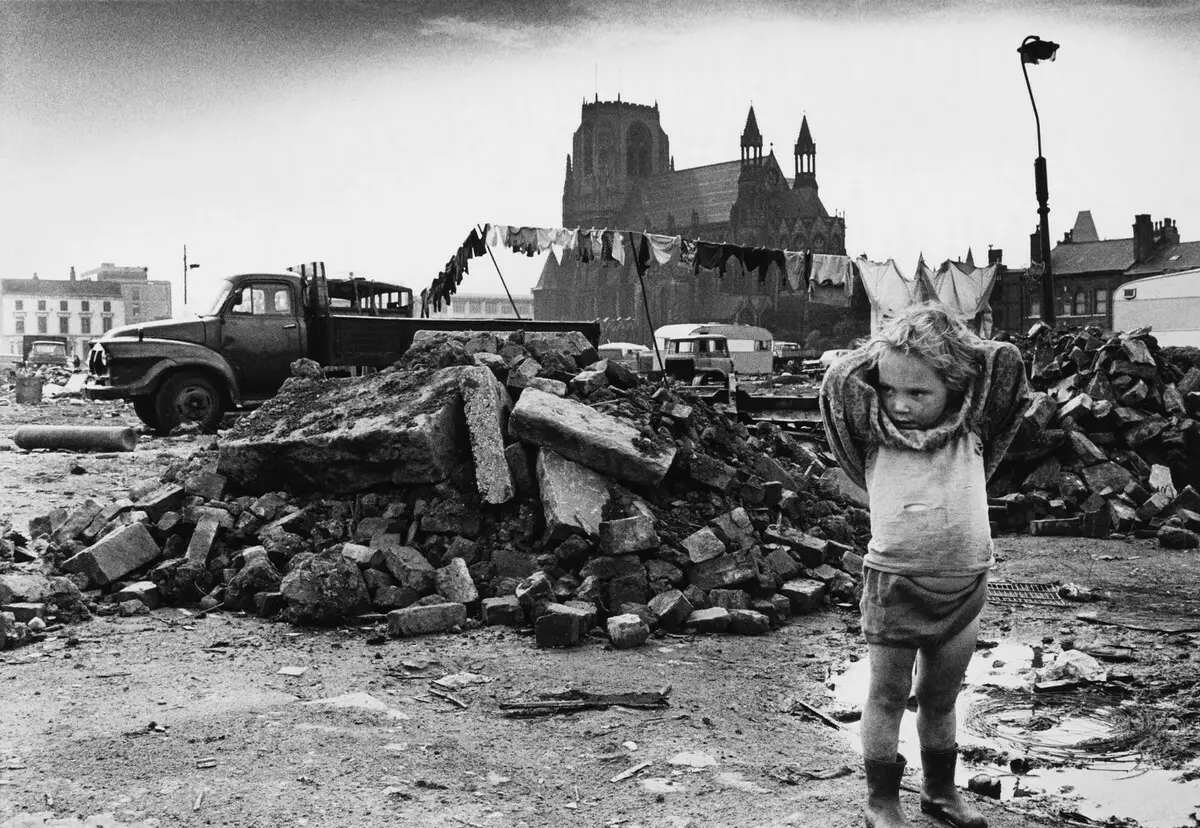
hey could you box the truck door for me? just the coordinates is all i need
[220,279,303,398]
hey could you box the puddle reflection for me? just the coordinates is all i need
[827,641,1200,828]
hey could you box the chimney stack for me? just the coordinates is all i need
[1132,214,1155,264]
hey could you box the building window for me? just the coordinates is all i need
[81,316,92,334]
[37,300,46,311]
[131,304,141,317]
[1095,289,1109,316]
[103,301,112,312]
[81,300,90,312]
[131,287,141,300]
[60,300,69,311]
[1030,296,1041,318]
[37,316,48,333]
[59,315,70,334]
[15,319,24,334]
[1073,290,1087,316]
[14,300,23,311]
[102,316,113,333]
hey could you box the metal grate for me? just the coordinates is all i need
[988,580,1070,607]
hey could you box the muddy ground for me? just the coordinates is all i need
[2,395,1199,828]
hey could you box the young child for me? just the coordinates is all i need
[820,303,1029,828]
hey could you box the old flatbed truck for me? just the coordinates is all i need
[85,268,599,433]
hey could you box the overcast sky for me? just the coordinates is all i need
[2,0,1198,314]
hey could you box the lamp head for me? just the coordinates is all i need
[1019,36,1060,65]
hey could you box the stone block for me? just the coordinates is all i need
[111,581,161,610]
[564,599,598,630]
[421,498,481,538]
[709,507,757,550]
[686,606,730,633]
[763,546,801,582]
[80,499,135,544]
[681,527,726,563]
[728,609,770,635]
[1029,517,1084,536]
[381,546,436,594]
[435,557,479,604]
[607,573,649,607]
[1067,431,1107,464]
[536,448,610,539]
[52,500,104,545]
[510,388,675,487]
[62,523,161,588]
[706,588,750,611]
[460,366,515,505]
[750,597,783,627]
[599,514,660,555]
[491,547,541,579]
[372,585,422,611]
[1158,525,1200,549]
[185,514,221,566]
[1080,461,1135,495]
[534,603,589,648]
[689,454,736,492]
[340,542,382,569]
[646,558,684,587]
[0,573,52,605]
[504,442,535,497]
[481,595,524,626]
[607,613,651,649]
[762,525,826,568]
[689,549,758,591]
[219,366,472,495]
[515,571,555,615]
[1,602,46,623]
[570,369,609,396]
[779,578,825,615]
[387,602,468,637]
[184,470,227,502]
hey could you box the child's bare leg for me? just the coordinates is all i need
[862,643,917,760]
[861,644,917,828]
[914,616,986,828]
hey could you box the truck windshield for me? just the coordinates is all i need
[207,281,235,316]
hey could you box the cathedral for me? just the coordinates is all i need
[532,97,850,344]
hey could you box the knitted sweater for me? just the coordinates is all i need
[818,340,1030,494]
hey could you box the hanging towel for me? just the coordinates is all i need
[694,241,725,276]
[484,224,508,248]
[857,258,932,334]
[783,251,807,291]
[610,230,626,265]
[809,253,854,306]
[647,233,681,266]
[630,232,653,277]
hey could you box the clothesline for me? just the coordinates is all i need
[418,223,856,318]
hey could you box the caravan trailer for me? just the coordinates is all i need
[1113,268,1200,347]
[650,323,774,375]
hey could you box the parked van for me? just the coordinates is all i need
[597,341,650,364]
[649,323,774,376]
[1113,268,1200,347]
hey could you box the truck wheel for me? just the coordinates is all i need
[132,397,161,431]
[155,371,223,433]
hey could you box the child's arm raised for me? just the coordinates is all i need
[974,340,1031,481]
[819,348,876,491]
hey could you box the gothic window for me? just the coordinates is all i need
[626,122,653,178]
[813,235,826,252]
[581,125,594,175]
[596,123,616,178]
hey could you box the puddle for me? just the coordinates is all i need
[828,642,1200,828]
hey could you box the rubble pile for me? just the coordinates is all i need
[992,325,1200,548]
[0,331,870,650]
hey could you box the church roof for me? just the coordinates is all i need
[621,160,744,229]
[796,115,814,149]
[1050,238,1134,275]
[742,106,761,144]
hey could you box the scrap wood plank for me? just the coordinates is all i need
[500,689,670,717]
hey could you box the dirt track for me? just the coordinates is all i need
[2,395,1199,828]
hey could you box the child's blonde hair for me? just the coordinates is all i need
[865,302,982,392]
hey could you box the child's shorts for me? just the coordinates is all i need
[860,567,988,649]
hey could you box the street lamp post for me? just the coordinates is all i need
[182,244,200,306]
[1019,34,1060,326]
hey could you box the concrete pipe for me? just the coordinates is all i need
[13,425,138,453]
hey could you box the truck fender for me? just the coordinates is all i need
[117,339,244,405]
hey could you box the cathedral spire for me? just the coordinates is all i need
[741,104,763,167]
[794,115,816,189]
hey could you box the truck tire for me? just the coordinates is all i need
[155,371,223,433]
[132,397,161,431]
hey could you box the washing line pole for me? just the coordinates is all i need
[478,225,524,321]
[633,248,667,388]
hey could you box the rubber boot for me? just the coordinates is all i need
[863,754,911,828]
[919,745,987,828]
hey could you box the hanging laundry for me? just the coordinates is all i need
[743,247,775,283]
[466,228,487,258]
[610,230,626,265]
[646,233,681,266]
[507,226,538,256]
[630,232,653,277]
[550,227,578,264]
[485,224,508,248]
[923,260,1001,337]
[577,229,595,263]
[693,241,726,276]
[535,227,557,254]
[589,228,605,261]
[679,239,697,267]
[783,251,808,292]
[808,253,855,306]
[857,258,933,334]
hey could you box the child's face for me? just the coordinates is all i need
[876,349,950,429]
